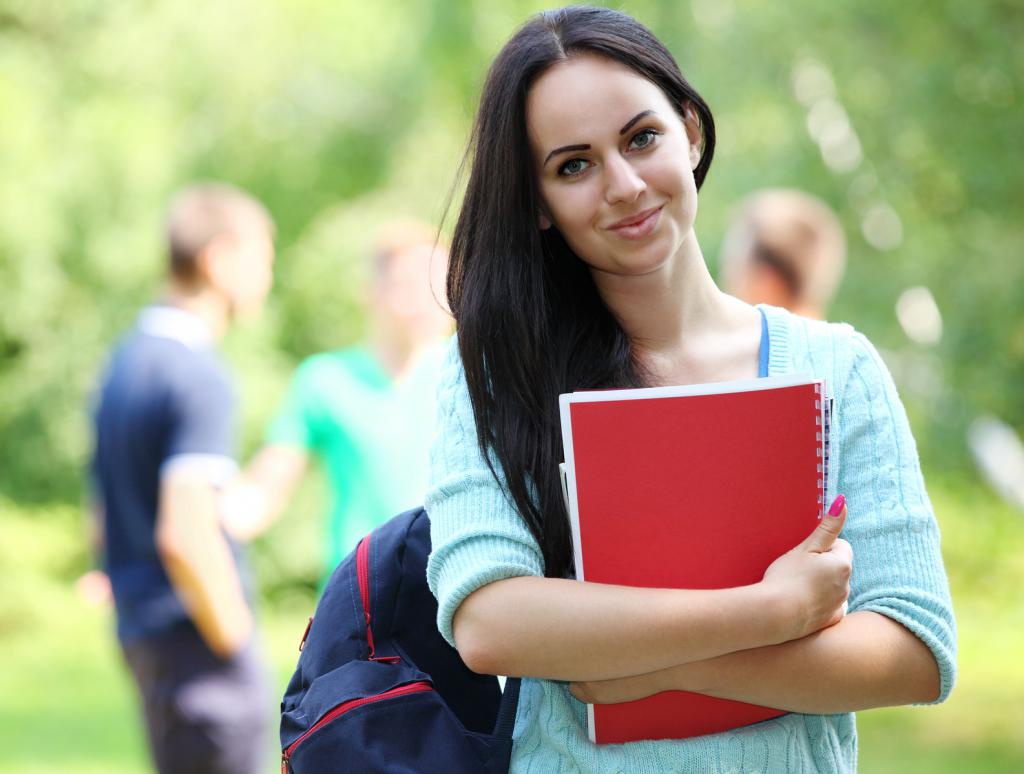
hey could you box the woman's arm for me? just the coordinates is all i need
[457,577,774,681]
[570,609,939,712]
[429,341,851,683]
[570,329,958,709]
[453,504,852,681]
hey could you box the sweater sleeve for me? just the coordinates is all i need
[838,331,957,703]
[425,341,545,648]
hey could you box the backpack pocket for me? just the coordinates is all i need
[282,660,510,774]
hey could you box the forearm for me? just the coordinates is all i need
[158,477,253,657]
[222,445,307,541]
[687,611,939,711]
[577,611,940,713]
[454,575,785,682]
[161,546,253,657]
[454,500,852,683]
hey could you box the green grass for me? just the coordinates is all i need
[0,499,315,774]
[1,474,1022,772]
[0,577,311,774]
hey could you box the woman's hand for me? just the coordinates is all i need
[761,495,852,644]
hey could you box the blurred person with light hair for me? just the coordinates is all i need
[719,188,846,319]
[90,182,275,774]
[222,220,452,580]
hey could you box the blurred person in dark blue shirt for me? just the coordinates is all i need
[91,182,275,774]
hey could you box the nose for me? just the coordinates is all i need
[603,154,646,205]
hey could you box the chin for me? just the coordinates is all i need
[605,235,679,275]
[617,257,672,277]
[587,253,667,279]
[233,301,264,320]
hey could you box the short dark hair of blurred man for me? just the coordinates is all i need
[220,220,452,580]
[90,182,275,774]
[719,188,847,320]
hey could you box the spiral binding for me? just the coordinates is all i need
[813,384,831,517]
[823,395,833,512]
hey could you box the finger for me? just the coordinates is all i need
[799,495,847,553]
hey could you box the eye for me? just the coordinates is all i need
[628,128,660,151]
[557,158,591,178]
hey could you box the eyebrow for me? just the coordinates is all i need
[543,143,591,167]
[541,110,659,168]
[619,110,656,135]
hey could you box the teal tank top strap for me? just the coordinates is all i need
[758,307,770,378]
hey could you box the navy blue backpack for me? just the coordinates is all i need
[280,507,521,773]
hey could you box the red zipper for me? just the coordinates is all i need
[356,535,399,664]
[357,536,375,657]
[298,616,313,652]
[281,681,433,771]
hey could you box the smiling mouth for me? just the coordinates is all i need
[606,205,664,239]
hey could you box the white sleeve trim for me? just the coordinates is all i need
[160,453,238,487]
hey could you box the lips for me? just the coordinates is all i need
[606,205,664,240]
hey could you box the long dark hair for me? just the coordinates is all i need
[446,5,716,579]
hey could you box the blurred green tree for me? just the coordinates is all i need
[0,0,1020,507]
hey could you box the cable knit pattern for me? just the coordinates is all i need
[425,304,956,773]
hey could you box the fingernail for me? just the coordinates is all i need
[828,494,846,517]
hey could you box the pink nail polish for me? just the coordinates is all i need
[828,494,846,517]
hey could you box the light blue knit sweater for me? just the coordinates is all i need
[425,304,956,773]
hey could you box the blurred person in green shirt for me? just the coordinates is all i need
[223,222,451,577]
[719,188,846,320]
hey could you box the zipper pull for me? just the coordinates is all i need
[281,752,290,773]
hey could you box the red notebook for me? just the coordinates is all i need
[559,375,830,744]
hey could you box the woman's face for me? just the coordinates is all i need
[526,54,703,279]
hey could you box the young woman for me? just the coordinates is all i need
[426,6,955,771]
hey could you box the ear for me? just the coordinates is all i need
[681,102,703,170]
[196,235,234,292]
[194,242,217,285]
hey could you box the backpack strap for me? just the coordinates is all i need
[492,677,521,739]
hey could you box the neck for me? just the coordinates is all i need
[790,302,823,320]
[369,320,435,380]
[590,230,761,384]
[592,231,731,349]
[161,282,230,341]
